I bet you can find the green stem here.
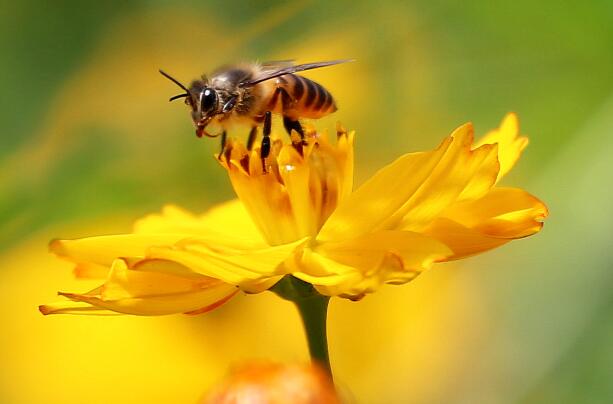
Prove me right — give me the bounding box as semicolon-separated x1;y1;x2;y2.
271;276;333;378
294;294;331;375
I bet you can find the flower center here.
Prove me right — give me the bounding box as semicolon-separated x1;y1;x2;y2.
219;125;354;246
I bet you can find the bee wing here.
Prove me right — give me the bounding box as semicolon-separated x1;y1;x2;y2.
239;59;354;87
260;59;296;69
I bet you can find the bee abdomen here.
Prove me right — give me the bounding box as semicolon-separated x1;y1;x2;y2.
285;74;336;119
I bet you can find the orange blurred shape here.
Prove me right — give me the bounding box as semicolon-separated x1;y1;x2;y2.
202;362;341;404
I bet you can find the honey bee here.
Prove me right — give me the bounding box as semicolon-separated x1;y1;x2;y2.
159;59;351;159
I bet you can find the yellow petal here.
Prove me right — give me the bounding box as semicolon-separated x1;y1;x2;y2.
422;218;509;259
277;145;319;237
319;124;501;241
317;136;453;242
51;200;269;268
288;231;452;297
183;291;238;315
228;160;300;245
456;143;500;201
73;262;109;279
52;287;237;316
50;234;186;267
392;124;500;232
39;301;119;315
333;129;355;202
423;187;548;259
134;201;267;248
199;199;266;246
40;259;238;316
476;112;529;181
285;249;365;294
317;230;452;273
100;259;220;300
133;204;198;233
441;187;548;238
147;238;308;292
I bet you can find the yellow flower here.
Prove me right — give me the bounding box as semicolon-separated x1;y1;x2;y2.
40;113;547;314
39;204;305;315
222;114;546;298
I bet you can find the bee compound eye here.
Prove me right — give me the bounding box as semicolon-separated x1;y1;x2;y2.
201;88;218;112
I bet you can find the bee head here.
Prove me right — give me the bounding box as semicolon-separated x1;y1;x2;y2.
187;80;220;137
159;70;220;138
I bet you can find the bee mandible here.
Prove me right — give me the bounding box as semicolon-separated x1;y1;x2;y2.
159;59;352;160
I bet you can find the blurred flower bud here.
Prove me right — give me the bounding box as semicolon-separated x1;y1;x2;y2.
202;361;341;404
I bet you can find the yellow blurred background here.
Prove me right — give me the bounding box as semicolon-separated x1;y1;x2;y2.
1;1;612;402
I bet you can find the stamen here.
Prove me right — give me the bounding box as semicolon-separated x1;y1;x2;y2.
240;155;250;174
290;130;304;156
336;121;347;138
224;144;233;163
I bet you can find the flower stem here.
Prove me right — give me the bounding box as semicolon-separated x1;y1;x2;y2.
271;276;332;377
294;293;331;374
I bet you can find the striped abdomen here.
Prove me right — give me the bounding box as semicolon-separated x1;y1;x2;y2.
274;74;337;119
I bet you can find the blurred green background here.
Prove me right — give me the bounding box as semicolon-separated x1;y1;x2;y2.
1;1;611;403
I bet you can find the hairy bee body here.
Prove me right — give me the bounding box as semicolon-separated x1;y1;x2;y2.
160;59;350;159
208;64;337;125
268;73;337;119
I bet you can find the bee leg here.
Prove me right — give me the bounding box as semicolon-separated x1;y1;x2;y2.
269;85;304;141
261;111;272;172
246;126;257;151
217;130;227;160
283;116;306;151
261;112;272;158
267;87;283;110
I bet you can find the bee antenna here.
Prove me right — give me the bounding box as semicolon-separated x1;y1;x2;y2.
159;69;190;93
169;93;189;102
